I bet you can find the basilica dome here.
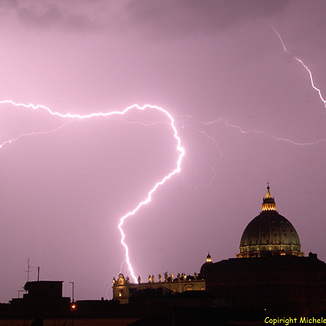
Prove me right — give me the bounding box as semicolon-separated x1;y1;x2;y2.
237;186;304;258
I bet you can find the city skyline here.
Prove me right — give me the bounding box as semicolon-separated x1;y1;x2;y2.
0;0;325;302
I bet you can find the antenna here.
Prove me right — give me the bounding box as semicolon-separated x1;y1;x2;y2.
25;258;40;282
25;258;30;282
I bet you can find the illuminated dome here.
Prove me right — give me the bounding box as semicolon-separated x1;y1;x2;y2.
237;185;304;258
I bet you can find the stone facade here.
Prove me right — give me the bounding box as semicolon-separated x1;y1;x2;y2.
112;272;205;304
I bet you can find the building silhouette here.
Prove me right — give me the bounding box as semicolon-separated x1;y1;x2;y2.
10;280;70;314
1;185;326;325
202;186;326;315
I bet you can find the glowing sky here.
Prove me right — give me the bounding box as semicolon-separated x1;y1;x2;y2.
0;0;326;302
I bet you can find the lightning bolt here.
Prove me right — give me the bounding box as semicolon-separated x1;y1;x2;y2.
202;118;326;146
0;99;185;283
0;120;73;149
272;26;326;109
180;115;223;185
185;28;326;158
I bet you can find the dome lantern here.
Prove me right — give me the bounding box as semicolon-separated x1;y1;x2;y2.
262;184;276;211
206;253;212;263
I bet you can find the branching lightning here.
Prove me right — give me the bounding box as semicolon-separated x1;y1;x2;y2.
0;100;185;283
191;28;326;153
180;115;223;184
2;28;323;286
202;118;326;146
272;26;326;109
0;120;73;149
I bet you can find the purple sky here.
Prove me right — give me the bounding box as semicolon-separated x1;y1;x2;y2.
0;0;326;302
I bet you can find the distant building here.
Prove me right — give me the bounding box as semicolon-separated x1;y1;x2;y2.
202;186;326;315
10;281;71;316
113;271;205;304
